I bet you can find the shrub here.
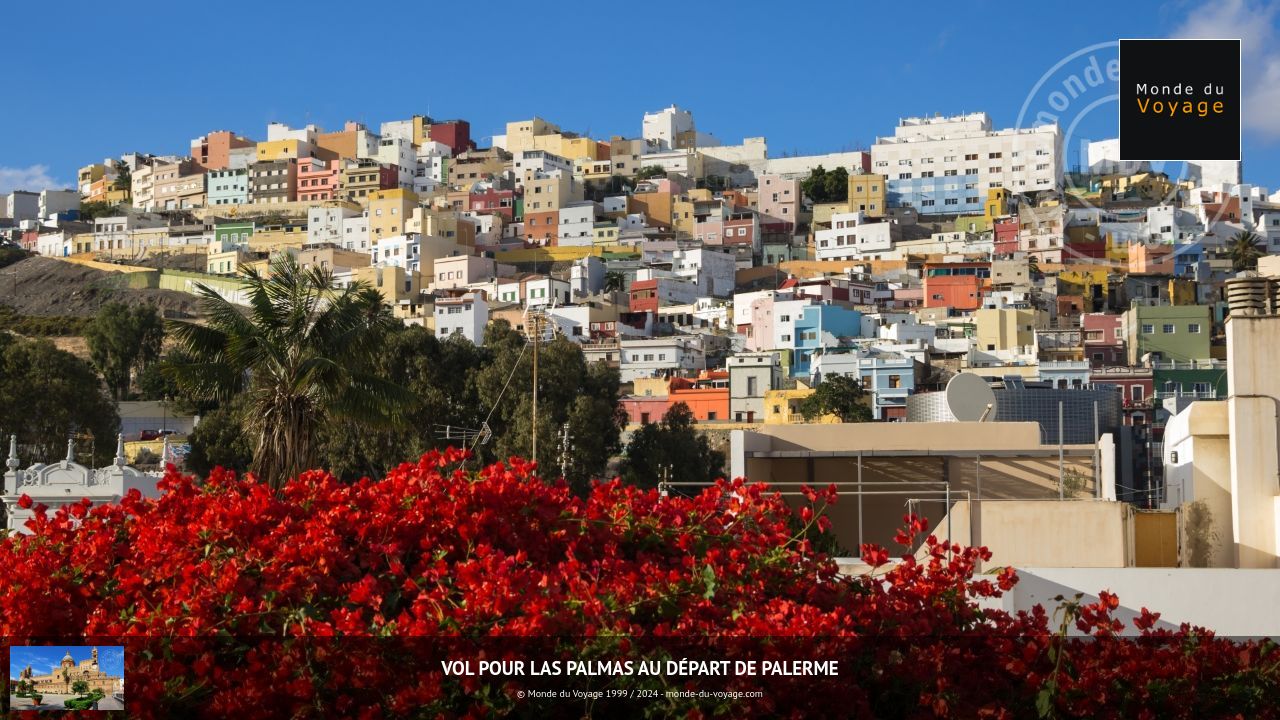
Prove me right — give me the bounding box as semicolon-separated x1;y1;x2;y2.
0;450;1276;718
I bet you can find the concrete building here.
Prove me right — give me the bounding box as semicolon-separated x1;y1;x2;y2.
3;191;38;222
434;291;489;344
1122;305;1212;365
809;351;917;420
756;174;801;229
191;130;256;170
38;189;79;219
206;168;250;206
871;113;1061;216
619;336;707;382
728;351;783;423
308;203;362;246
296;158;339;202
339;160;400;204
847;173;887;217
249;159;299;204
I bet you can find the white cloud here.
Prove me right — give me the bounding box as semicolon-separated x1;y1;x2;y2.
1172;0;1280;140
0;164;66;194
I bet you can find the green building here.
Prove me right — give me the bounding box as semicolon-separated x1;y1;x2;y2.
213;221;255;248
1123;305;1212;365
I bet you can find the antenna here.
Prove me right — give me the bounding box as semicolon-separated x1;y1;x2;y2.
945;373;998;421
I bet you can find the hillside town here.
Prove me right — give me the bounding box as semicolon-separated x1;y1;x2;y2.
2;104;1279;582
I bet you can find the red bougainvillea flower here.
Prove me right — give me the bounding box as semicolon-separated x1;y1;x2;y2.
0;449;1275;719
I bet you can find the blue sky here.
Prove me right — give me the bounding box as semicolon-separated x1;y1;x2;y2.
9;646;125;680
2;0;1278;193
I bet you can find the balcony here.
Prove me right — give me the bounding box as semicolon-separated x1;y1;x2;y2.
1153;388;1219;400
1151;359;1225;371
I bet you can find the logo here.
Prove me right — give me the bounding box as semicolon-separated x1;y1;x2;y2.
1120;39;1241;161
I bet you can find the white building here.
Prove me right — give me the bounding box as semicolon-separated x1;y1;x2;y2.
434;292;489;344
1;436;160;535
38;189;79;219
1085;139;1149;176
728;351;783;422
814;215;899;261
4;191;38;222
374;234;423;272
557;202;597;246
308;204;361;246
619;335;707;382
341;212;371;253
432;254;497;291
671;247;736;298
871;113;1061;215
642;105;697;151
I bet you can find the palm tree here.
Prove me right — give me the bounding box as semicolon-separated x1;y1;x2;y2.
1227;230;1265;271
166;254;409;488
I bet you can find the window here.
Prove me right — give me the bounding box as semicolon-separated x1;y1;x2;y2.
944;169;957;176
920;171;934;178
707;412;717;421
1188;323;1202;333
1194;382;1211;395
1141;324;1154;334
944;198;958;205
921;199;935;207
1162;324;1175;334
964;154;978;161
989;167;1002;174
1114;327;1124;339
965;168;978;175
1132;386;1144;402
888;374;901;388
898;173;911;180
988;152;1002;159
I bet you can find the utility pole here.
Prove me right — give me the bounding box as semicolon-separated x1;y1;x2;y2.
530;309;541;467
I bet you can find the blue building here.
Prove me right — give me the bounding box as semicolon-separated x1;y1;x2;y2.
885;173;983;214
810;350;918;420
792;304;863;376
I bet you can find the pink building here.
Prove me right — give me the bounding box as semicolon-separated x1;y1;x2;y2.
757;174;800;232
1082;313;1126;367
297;159;339;202
745;296;776;351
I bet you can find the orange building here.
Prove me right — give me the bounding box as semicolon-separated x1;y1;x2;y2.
1128;242;1176;274
923;261;989;310
191;130;256;170
524;210;559;245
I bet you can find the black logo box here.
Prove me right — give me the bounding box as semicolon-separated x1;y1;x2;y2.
1119;38;1241;161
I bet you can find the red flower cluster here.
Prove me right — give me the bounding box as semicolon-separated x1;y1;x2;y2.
0;450;1276;718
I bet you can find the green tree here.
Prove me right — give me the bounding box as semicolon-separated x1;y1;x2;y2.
77;201;119;223
319;326;485;481
112;160;132;192
603;271;626;294
85;302;165;400
71;680;90;696
471;320;624;493
0;333;119;465
620;402;724;490
1227;230;1265;271
801;165;850;204
184;399;255;476
635;165;668;181
797;374;873;423
165;254;408;488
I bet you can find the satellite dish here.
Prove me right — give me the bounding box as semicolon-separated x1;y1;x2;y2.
945;373;997;422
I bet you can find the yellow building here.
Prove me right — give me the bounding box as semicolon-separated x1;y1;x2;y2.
448;149;508;191
256;139;312;162
984;188;1012;220
504;118;562;155
248;223;308;254
763;384;840;425
846;173;886;217
593;223;620;245
15;648;121;695
1099;171;1174;202
368;188;419;241
974;308;1042;352
78;163;109;195
354;264;424;306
